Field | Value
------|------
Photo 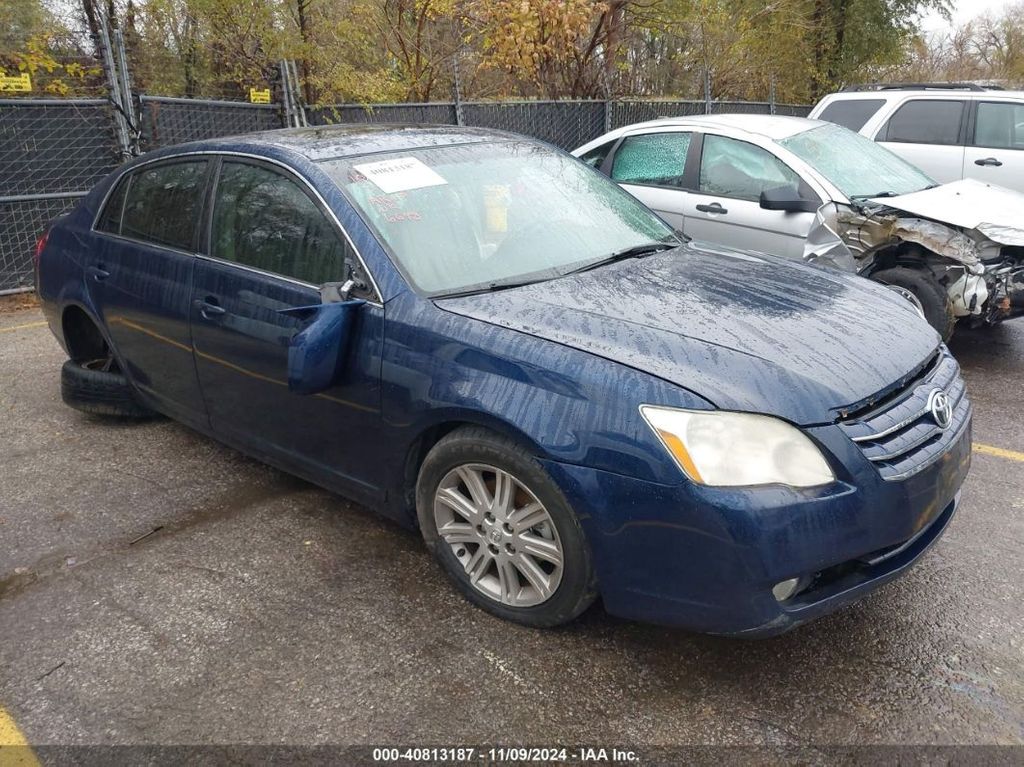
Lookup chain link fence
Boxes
[139,96,282,150]
[0,99,122,294]
[2,94,811,293]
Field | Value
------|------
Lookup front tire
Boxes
[871,266,956,341]
[416,427,597,627]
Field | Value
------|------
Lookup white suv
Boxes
[810,83,1024,193]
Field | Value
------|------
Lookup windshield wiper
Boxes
[434,274,558,299]
[852,190,901,200]
[560,240,677,277]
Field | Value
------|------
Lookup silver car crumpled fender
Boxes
[803,202,857,272]
[830,206,991,318]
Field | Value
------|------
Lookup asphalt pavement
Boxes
[1,303,1022,757]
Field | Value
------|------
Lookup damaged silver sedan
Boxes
[574,114,1024,339]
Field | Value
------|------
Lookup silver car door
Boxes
[963,100,1024,193]
[682,133,817,259]
[607,131,693,231]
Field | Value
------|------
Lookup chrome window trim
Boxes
[90,149,384,304]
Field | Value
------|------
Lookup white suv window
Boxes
[878,99,965,145]
[817,99,885,131]
[973,102,1024,150]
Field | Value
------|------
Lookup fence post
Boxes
[112,28,140,155]
[769,75,777,116]
[704,68,712,114]
[452,53,464,126]
[95,12,133,159]
[280,59,308,128]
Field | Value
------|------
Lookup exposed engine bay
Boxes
[806,199,1024,327]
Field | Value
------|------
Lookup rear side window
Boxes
[611,133,691,186]
[579,140,615,170]
[120,161,209,250]
[96,176,129,234]
[973,102,1024,149]
[211,161,349,285]
[817,99,885,131]
[879,100,965,145]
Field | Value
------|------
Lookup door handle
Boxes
[193,297,226,319]
[974,157,1003,167]
[695,202,728,214]
[86,264,110,281]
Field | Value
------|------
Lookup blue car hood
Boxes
[438,243,939,425]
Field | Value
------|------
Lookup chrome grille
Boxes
[839,350,971,481]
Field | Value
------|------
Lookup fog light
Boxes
[772,577,801,602]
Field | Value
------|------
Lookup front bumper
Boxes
[541,411,971,636]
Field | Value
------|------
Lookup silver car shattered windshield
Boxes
[780,122,936,200]
[321,141,676,296]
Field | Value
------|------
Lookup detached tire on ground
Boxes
[60,358,155,418]
[416,426,598,628]
[871,266,956,341]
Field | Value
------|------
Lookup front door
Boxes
[190,158,384,502]
[875,98,967,185]
[88,159,210,424]
[681,134,817,259]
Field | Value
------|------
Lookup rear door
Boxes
[606,131,695,231]
[190,157,384,500]
[875,98,967,183]
[681,133,818,259]
[963,100,1024,192]
[89,158,210,423]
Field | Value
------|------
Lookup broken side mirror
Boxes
[760,185,819,214]
[279,280,366,396]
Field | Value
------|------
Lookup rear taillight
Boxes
[34,230,49,265]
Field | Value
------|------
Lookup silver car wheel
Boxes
[433,463,564,607]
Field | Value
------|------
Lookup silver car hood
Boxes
[870,179,1024,245]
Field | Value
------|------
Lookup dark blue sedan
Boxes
[35,125,971,635]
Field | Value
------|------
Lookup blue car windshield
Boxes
[321,141,676,296]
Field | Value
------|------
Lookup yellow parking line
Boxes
[0,321,46,334]
[0,705,40,766]
[973,442,1024,463]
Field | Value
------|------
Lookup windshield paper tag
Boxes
[353,157,447,194]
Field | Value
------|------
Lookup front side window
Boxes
[699,135,804,201]
[817,99,885,132]
[211,161,350,286]
[321,141,676,296]
[973,102,1024,149]
[611,133,691,186]
[880,99,965,145]
[120,161,208,250]
[781,122,935,199]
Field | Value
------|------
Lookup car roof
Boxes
[823,88,1024,100]
[617,113,825,140]
[149,123,523,163]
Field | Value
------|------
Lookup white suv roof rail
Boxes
[840,82,1002,93]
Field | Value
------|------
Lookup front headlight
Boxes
[640,406,835,488]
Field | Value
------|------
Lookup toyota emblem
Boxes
[927,388,953,430]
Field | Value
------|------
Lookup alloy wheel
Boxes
[433,463,564,607]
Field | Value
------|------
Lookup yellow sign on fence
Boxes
[249,87,271,104]
[0,73,32,92]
